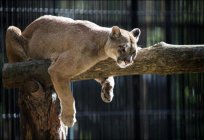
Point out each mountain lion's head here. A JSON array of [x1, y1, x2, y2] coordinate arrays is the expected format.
[[105, 26, 141, 68]]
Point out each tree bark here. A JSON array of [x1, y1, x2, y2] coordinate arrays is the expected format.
[[18, 80, 68, 140], [3, 42, 204, 88]]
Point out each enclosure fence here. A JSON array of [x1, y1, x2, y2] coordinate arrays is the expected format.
[[0, 0, 204, 140]]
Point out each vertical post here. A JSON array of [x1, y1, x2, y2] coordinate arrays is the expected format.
[[165, 1, 172, 139], [131, 0, 141, 139], [18, 80, 68, 140]]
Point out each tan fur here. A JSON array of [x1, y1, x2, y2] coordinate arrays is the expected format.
[[6, 15, 140, 127]]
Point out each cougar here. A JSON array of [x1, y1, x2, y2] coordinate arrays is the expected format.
[[6, 15, 141, 127]]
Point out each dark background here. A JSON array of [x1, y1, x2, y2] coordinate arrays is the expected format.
[[0, 0, 204, 140]]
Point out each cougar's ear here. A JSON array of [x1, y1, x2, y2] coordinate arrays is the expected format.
[[110, 26, 121, 39], [131, 28, 141, 42]]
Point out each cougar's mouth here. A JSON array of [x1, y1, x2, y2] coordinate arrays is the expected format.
[[116, 58, 133, 68]]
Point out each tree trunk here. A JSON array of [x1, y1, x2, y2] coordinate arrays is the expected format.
[[18, 80, 68, 140], [2, 42, 204, 88]]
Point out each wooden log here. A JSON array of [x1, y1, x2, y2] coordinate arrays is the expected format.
[[2, 42, 204, 88]]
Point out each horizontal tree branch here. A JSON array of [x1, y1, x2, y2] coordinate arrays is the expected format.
[[2, 42, 204, 88]]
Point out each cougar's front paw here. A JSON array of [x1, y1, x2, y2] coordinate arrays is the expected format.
[[101, 82, 114, 103], [61, 112, 76, 127]]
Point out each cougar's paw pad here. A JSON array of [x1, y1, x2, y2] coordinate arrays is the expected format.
[[101, 82, 114, 103], [101, 92, 114, 103], [100, 77, 114, 103], [61, 113, 76, 127]]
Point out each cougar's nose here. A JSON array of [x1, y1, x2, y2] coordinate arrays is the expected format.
[[124, 60, 131, 65], [124, 56, 132, 64]]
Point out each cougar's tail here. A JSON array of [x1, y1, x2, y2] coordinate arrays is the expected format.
[[6, 26, 28, 63]]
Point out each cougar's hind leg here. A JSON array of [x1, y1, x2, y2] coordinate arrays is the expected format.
[[6, 26, 27, 63], [95, 76, 115, 103]]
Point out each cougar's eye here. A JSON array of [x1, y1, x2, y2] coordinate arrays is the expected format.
[[119, 45, 126, 52], [121, 48, 126, 53], [131, 50, 136, 55]]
